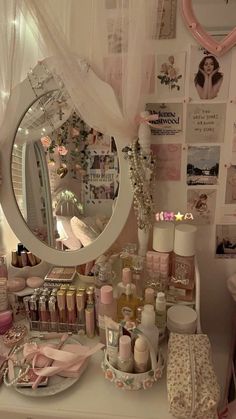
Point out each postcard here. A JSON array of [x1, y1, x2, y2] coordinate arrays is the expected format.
[[189, 45, 231, 101], [156, 51, 186, 99], [186, 103, 226, 143], [215, 224, 236, 258], [187, 146, 220, 186], [146, 102, 183, 137], [187, 189, 216, 225], [151, 143, 182, 181]]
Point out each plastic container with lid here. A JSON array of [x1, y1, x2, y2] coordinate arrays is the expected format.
[[167, 304, 197, 334]]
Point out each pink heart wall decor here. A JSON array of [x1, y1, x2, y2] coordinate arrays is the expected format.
[[181, 0, 236, 56]]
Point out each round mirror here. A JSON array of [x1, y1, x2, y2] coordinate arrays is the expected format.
[[0, 59, 133, 266], [12, 94, 119, 252]]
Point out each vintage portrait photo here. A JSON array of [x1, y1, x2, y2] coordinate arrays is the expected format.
[[186, 103, 226, 143], [187, 146, 220, 186], [156, 52, 186, 99], [189, 46, 231, 101], [146, 102, 183, 138], [87, 132, 111, 154], [90, 182, 115, 200], [225, 165, 236, 204], [216, 224, 236, 258], [151, 143, 182, 181], [89, 155, 115, 174], [187, 189, 216, 225]]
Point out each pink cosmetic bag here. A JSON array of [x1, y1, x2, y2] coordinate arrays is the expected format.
[[167, 333, 220, 419]]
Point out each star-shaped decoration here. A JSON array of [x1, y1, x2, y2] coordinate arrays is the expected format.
[[175, 211, 184, 221]]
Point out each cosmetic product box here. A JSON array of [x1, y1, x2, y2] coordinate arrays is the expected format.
[[8, 289, 34, 321], [44, 266, 76, 284], [101, 330, 165, 391]]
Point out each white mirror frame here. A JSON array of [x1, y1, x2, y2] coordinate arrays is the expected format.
[[0, 59, 133, 266]]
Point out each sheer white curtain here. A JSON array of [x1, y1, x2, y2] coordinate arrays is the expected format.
[[18, 0, 164, 144]]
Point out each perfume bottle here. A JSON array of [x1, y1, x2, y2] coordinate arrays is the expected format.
[[117, 283, 138, 322], [94, 263, 113, 329], [116, 267, 136, 298]]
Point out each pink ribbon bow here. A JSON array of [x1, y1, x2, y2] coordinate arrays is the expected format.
[[23, 342, 104, 380], [135, 113, 160, 127]]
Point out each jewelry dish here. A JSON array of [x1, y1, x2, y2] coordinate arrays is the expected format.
[[6, 336, 88, 397]]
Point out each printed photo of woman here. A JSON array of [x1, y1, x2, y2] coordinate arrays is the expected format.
[[189, 46, 231, 101], [194, 55, 223, 100]]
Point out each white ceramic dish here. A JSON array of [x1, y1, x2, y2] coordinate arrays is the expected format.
[[11, 336, 87, 397]]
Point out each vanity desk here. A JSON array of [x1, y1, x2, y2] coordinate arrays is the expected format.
[[0, 330, 230, 419]]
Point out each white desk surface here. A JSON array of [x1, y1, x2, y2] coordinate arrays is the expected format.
[[0, 331, 230, 419]]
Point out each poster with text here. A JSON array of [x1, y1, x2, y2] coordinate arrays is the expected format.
[[151, 143, 181, 181], [186, 103, 226, 143], [187, 189, 216, 225], [225, 165, 236, 204], [216, 225, 236, 258], [187, 146, 220, 186], [146, 102, 183, 137], [189, 45, 231, 101], [156, 52, 186, 99]]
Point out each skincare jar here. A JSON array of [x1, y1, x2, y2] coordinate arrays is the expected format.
[[167, 305, 197, 335]]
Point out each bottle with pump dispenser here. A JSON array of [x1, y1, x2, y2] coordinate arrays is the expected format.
[[117, 283, 138, 322], [155, 292, 166, 340], [138, 305, 159, 357]]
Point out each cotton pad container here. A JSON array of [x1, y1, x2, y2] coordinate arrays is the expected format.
[[167, 305, 197, 334]]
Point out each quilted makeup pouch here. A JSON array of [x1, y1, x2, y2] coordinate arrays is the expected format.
[[167, 333, 220, 419]]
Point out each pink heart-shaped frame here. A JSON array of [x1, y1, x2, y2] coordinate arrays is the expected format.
[[181, 0, 236, 56]]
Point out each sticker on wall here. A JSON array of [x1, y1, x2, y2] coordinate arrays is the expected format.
[[189, 45, 231, 101], [104, 55, 155, 97], [156, 52, 186, 99], [145, 102, 183, 138], [186, 103, 226, 143], [225, 165, 236, 204], [216, 224, 236, 258], [151, 143, 182, 181], [187, 145, 220, 186], [187, 189, 216, 225]]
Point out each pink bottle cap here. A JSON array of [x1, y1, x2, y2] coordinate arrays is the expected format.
[[100, 285, 114, 304], [122, 268, 132, 285], [119, 335, 131, 360]]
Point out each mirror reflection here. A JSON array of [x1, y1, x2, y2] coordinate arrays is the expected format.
[[12, 92, 119, 252], [192, 0, 236, 35]]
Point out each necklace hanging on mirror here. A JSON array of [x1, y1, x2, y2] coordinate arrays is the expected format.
[[123, 139, 155, 231]]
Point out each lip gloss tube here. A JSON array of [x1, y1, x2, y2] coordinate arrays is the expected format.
[[48, 295, 58, 331], [21, 251, 28, 267], [66, 290, 76, 331], [57, 290, 67, 330], [85, 306, 95, 338], [39, 295, 49, 331], [11, 251, 18, 267], [76, 291, 85, 333]]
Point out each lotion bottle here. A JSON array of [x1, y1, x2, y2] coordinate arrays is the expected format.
[[98, 285, 117, 344], [155, 292, 166, 340], [138, 306, 159, 357], [117, 335, 134, 373], [134, 337, 149, 373]]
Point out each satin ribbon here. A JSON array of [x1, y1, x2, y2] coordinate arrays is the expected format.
[[23, 342, 104, 378], [135, 113, 160, 127]]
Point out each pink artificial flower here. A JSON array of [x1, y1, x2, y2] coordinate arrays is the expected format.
[[41, 136, 52, 148], [57, 145, 68, 156], [71, 127, 80, 137]]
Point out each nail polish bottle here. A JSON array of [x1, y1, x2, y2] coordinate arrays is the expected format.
[[117, 335, 134, 373], [171, 224, 197, 290]]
